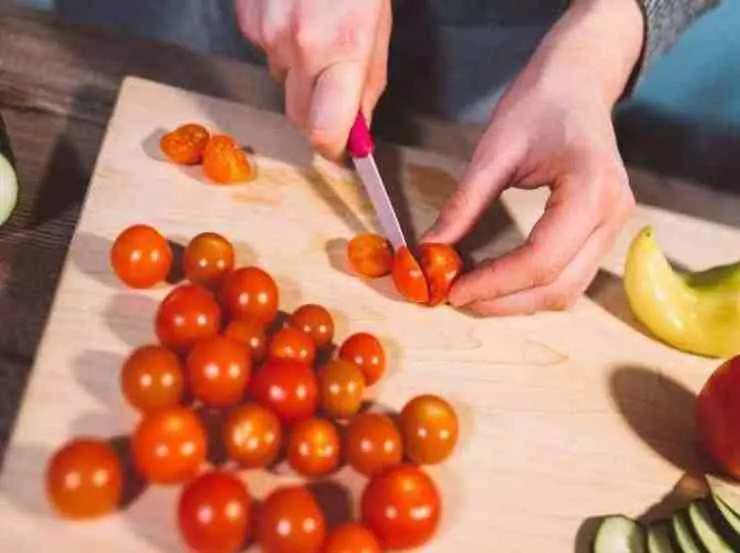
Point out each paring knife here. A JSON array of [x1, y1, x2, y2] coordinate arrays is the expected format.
[[347, 113, 408, 251]]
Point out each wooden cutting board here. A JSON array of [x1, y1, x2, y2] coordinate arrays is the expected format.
[[1, 76, 739, 552]]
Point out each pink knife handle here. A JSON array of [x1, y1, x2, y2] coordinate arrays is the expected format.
[[347, 112, 375, 158]]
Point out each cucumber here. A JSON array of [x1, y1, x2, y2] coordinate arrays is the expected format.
[[593, 515, 646, 553], [707, 493, 740, 549], [0, 114, 18, 227], [647, 521, 676, 553], [671, 511, 702, 553], [687, 500, 733, 553]]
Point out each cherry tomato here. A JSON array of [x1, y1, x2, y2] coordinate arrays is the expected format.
[[186, 336, 251, 407], [223, 403, 282, 468], [318, 359, 365, 419], [160, 123, 210, 165], [285, 418, 340, 477], [155, 283, 222, 353], [324, 523, 381, 553], [417, 243, 463, 305], [288, 304, 334, 349], [345, 413, 402, 477], [120, 344, 184, 413], [268, 327, 316, 366], [178, 470, 252, 553], [221, 266, 279, 325], [347, 234, 393, 278], [338, 333, 385, 386], [391, 246, 429, 304], [224, 318, 268, 363], [132, 406, 207, 484], [46, 439, 122, 519], [400, 394, 459, 465], [361, 464, 441, 550], [110, 224, 172, 289], [183, 232, 235, 289], [257, 486, 326, 553], [249, 360, 318, 424], [203, 135, 254, 184]]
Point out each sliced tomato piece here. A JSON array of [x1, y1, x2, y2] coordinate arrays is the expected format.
[[391, 246, 430, 304], [417, 243, 463, 306]]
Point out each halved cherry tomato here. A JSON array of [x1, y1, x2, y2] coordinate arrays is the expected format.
[[155, 283, 222, 353], [183, 232, 235, 289], [223, 403, 282, 469], [268, 326, 316, 366], [318, 359, 366, 419], [221, 267, 279, 325], [417, 243, 463, 305], [361, 464, 441, 550], [324, 523, 381, 553], [288, 304, 334, 349], [400, 394, 459, 465], [286, 418, 340, 477], [202, 135, 254, 184], [257, 486, 326, 553], [46, 439, 122, 519], [224, 318, 267, 363], [345, 412, 402, 477], [120, 344, 184, 413], [178, 470, 251, 553], [160, 123, 210, 165], [249, 359, 318, 424], [132, 406, 207, 484], [338, 333, 385, 386], [347, 234, 393, 278], [110, 224, 172, 289], [391, 246, 429, 304], [186, 336, 251, 407]]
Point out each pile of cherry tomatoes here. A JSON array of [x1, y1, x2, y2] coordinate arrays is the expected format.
[[46, 224, 461, 552]]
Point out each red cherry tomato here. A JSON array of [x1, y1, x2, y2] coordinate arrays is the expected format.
[[361, 464, 441, 550], [46, 439, 122, 519], [345, 413, 403, 477], [110, 224, 172, 289], [391, 246, 429, 304], [288, 304, 334, 349], [258, 486, 326, 553], [160, 123, 210, 165], [132, 406, 207, 484], [318, 359, 366, 420], [186, 336, 251, 407], [120, 344, 184, 413], [268, 326, 316, 366], [223, 403, 282, 469], [178, 470, 252, 553], [155, 283, 222, 353], [221, 267, 279, 325], [347, 234, 394, 278], [224, 318, 268, 363], [249, 360, 318, 424], [324, 523, 381, 553], [400, 394, 459, 465], [183, 232, 235, 289], [202, 134, 254, 184], [338, 333, 385, 386], [286, 418, 340, 477], [417, 243, 463, 305]]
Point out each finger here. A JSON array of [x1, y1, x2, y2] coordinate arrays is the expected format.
[[235, 0, 264, 48], [285, 67, 314, 129], [260, 0, 292, 82], [361, 0, 392, 123]]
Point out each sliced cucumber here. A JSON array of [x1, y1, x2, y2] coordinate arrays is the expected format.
[[647, 521, 676, 553], [593, 515, 646, 553], [671, 511, 702, 553], [0, 152, 18, 226], [707, 492, 740, 549], [687, 500, 733, 553]]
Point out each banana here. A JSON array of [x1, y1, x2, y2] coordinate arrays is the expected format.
[[623, 226, 740, 358]]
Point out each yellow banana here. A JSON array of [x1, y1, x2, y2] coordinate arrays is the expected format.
[[623, 226, 740, 358]]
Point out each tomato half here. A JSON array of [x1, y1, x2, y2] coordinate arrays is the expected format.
[[220, 267, 279, 326], [224, 318, 268, 363], [317, 359, 366, 419], [155, 283, 222, 353], [417, 243, 463, 306], [120, 344, 184, 413], [183, 232, 235, 289], [223, 403, 282, 469], [345, 412, 402, 477], [257, 486, 326, 553], [202, 135, 254, 184], [324, 523, 381, 553], [400, 394, 459, 465], [110, 224, 172, 289], [347, 234, 394, 278], [160, 123, 210, 165], [268, 326, 316, 366], [186, 336, 251, 407], [249, 360, 318, 424], [337, 333, 385, 386], [391, 246, 429, 304], [288, 304, 334, 349], [286, 418, 340, 477]]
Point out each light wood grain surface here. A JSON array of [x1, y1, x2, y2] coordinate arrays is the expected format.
[[1, 76, 739, 552]]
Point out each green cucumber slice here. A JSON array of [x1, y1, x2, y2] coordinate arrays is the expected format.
[[671, 511, 702, 553], [707, 492, 740, 549], [593, 515, 646, 553], [687, 500, 733, 553], [0, 152, 18, 227], [647, 521, 676, 553]]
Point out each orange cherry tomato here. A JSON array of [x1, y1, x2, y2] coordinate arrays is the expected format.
[[224, 318, 268, 363], [155, 283, 222, 353], [400, 394, 459, 465], [46, 439, 122, 519], [249, 360, 319, 424], [120, 344, 184, 413], [186, 336, 251, 407], [202, 134, 254, 184], [178, 470, 252, 553], [286, 418, 340, 477], [338, 333, 385, 386], [361, 464, 441, 550], [110, 224, 172, 289], [223, 403, 282, 469], [288, 304, 334, 349], [391, 246, 429, 304], [417, 243, 463, 306], [318, 359, 365, 419], [268, 326, 316, 366], [324, 523, 381, 553], [347, 234, 393, 278], [132, 406, 207, 484], [183, 232, 235, 289], [257, 486, 326, 553], [160, 123, 210, 165], [221, 266, 279, 326], [345, 413, 402, 477]]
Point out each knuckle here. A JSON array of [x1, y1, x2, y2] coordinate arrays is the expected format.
[[527, 244, 563, 287], [260, 26, 279, 50], [294, 26, 322, 53], [543, 289, 577, 312]]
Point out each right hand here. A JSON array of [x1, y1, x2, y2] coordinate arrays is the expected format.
[[236, 0, 392, 159]]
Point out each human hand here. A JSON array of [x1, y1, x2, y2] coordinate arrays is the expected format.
[[423, 0, 644, 316], [235, 0, 392, 159]]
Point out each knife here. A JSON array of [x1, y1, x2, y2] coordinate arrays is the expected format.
[[347, 113, 408, 251]]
